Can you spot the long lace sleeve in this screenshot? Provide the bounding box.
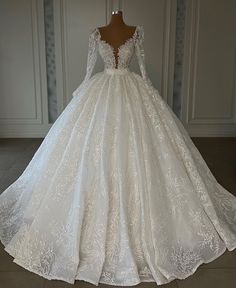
[83,28,99,83]
[134,26,161,99]
[134,26,152,85]
[72,28,98,97]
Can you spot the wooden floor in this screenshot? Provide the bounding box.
[0,137,236,288]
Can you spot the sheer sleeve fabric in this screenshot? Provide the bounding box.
[84,28,99,83]
[134,26,152,85]
[72,28,98,97]
[134,26,161,99]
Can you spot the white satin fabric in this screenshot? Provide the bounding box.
[0,26,236,286]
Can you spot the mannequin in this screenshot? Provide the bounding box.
[98,10,137,67]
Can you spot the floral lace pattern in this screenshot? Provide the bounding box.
[97,25,139,69]
[1,24,236,286]
[78,26,146,81]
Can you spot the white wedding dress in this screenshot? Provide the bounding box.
[0,25,236,286]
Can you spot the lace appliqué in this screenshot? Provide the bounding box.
[72,25,159,99]
[97,26,139,69]
[84,28,99,82]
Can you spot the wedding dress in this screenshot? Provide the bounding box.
[0,25,236,286]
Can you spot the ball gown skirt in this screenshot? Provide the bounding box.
[0,25,236,286]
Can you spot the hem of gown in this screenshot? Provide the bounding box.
[77,278,157,287]
[1,234,236,286]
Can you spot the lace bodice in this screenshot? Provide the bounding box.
[97,26,138,69]
[82,25,151,85]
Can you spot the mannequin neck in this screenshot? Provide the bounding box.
[109,11,125,26]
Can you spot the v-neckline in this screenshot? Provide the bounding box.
[96,26,139,68]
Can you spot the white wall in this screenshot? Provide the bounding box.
[0,0,50,137]
[181,0,236,136]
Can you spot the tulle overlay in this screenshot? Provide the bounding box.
[1,68,236,285]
